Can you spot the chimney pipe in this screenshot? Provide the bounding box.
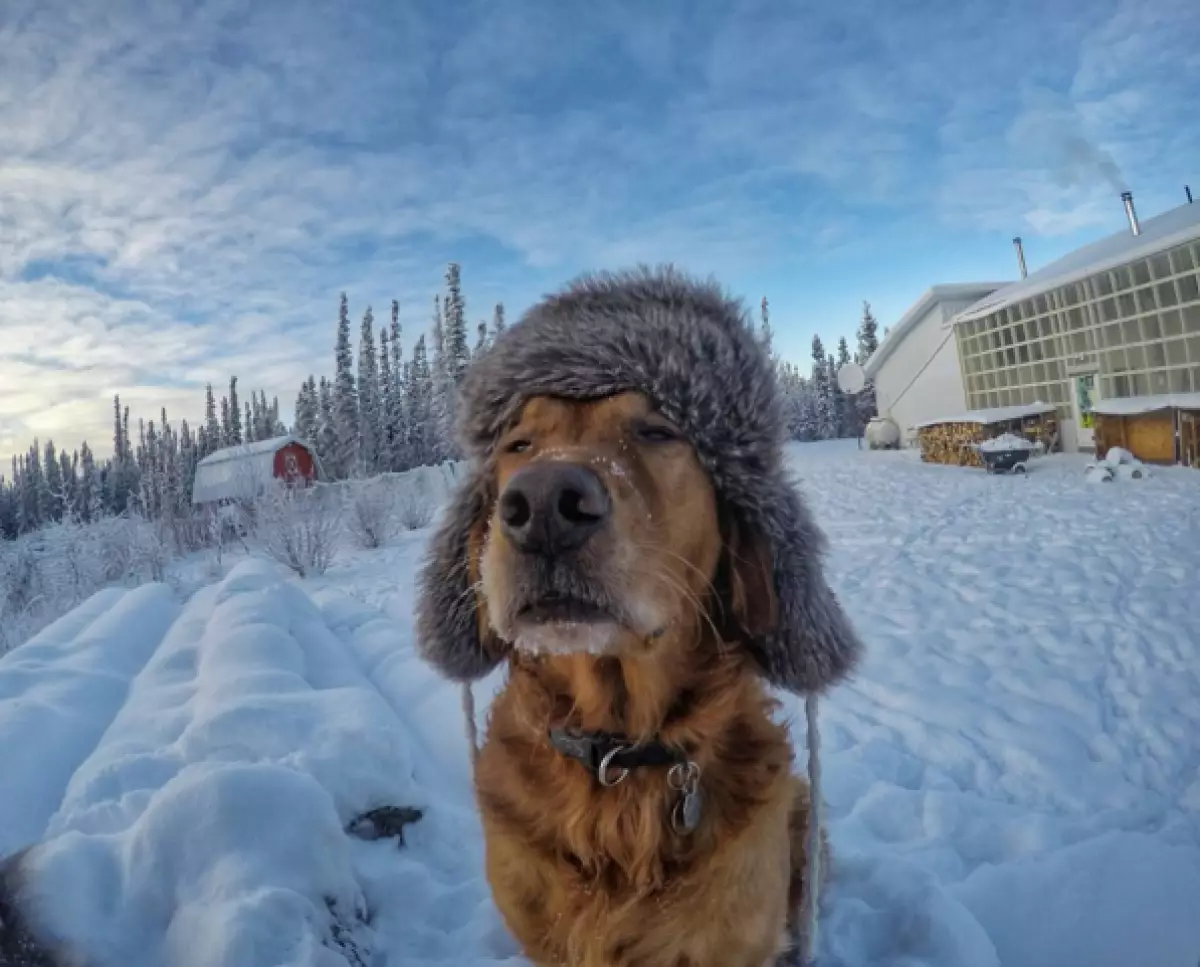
[1121,190,1141,236]
[1188,185,1194,204]
[1012,237,1028,279]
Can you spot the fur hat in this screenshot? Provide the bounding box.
[415,265,863,694]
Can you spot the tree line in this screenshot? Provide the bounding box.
[0,264,879,541]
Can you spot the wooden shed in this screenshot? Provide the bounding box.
[1092,394,1200,467]
[192,435,320,506]
[915,402,1060,468]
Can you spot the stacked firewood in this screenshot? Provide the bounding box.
[918,423,986,467]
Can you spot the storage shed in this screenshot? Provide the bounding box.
[915,402,1060,468]
[1092,393,1200,466]
[192,435,320,506]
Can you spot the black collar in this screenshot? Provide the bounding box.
[548,727,688,782]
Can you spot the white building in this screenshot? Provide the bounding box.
[952,193,1200,454]
[863,282,1010,446]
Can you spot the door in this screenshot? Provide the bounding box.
[1072,373,1098,449]
[1181,411,1200,468]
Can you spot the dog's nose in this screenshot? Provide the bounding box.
[498,462,611,554]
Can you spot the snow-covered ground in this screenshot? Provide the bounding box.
[2,441,1198,967]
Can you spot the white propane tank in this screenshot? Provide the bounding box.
[865,417,901,450]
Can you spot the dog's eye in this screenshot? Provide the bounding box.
[505,439,532,454]
[636,424,679,444]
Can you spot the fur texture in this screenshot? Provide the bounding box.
[416,265,863,695]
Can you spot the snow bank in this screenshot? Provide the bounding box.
[13,560,426,967]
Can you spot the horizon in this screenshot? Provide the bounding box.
[3,0,1198,466]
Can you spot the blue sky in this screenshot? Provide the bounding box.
[2,0,1198,464]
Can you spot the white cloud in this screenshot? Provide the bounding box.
[1,0,1197,467]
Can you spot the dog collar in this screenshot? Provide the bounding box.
[548,728,687,787]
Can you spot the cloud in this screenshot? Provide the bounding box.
[1,0,1197,468]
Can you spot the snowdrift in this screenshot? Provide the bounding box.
[3,444,1200,966]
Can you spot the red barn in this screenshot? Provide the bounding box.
[191,435,321,506]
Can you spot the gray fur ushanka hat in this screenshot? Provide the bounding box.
[415,265,862,695]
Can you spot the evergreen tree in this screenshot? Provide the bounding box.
[428,296,454,463]
[379,327,395,471]
[491,302,506,338]
[220,396,232,446]
[244,401,255,444]
[333,292,360,478]
[443,263,470,386]
[836,336,857,438]
[318,377,338,479]
[357,306,381,476]
[474,321,488,359]
[406,334,433,468]
[78,442,101,523]
[760,297,774,361]
[203,384,221,458]
[43,440,63,522]
[827,354,846,439]
[811,335,836,440]
[855,301,880,426]
[228,377,243,446]
[388,300,405,471]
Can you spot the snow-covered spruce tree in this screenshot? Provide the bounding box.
[474,321,488,359]
[827,354,846,439]
[387,299,406,472]
[811,335,836,440]
[333,292,360,479]
[78,442,102,524]
[357,306,381,476]
[318,377,338,477]
[220,396,232,446]
[759,297,774,362]
[228,377,243,446]
[491,302,506,338]
[428,295,454,464]
[244,402,255,444]
[855,300,879,425]
[203,384,221,458]
[406,334,433,469]
[443,263,470,387]
[43,440,63,523]
[836,336,858,438]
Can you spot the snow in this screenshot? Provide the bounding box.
[915,401,1056,428]
[3,441,1200,966]
[1092,392,1200,416]
[976,433,1033,453]
[954,198,1200,323]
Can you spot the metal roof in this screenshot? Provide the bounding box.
[192,435,314,505]
[862,282,1011,378]
[955,200,1200,324]
[915,401,1057,428]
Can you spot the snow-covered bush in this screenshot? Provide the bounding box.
[346,477,396,549]
[253,482,342,578]
[395,490,434,531]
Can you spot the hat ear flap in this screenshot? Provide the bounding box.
[729,478,863,695]
[415,473,508,682]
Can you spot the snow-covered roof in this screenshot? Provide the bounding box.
[862,282,1011,378]
[1092,393,1200,416]
[954,200,1200,324]
[192,435,313,505]
[915,401,1057,428]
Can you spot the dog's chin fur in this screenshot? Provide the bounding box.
[510,619,625,657]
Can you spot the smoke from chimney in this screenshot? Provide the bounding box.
[1012,237,1028,279]
[1121,191,1141,236]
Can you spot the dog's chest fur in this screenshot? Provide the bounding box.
[475,663,797,967]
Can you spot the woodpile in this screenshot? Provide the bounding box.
[918,412,1060,468]
[918,423,986,467]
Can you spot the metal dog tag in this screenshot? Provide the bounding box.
[669,761,703,834]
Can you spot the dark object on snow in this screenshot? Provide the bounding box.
[978,445,1033,475]
[345,806,424,846]
[0,850,61,967]
[415,265,863,696]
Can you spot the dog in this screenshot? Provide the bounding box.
[416,267,863,967]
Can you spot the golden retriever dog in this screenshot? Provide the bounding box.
[417,267,862,967]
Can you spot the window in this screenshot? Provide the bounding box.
[1100,299,1118,323]
[1126,345,1146,369]
[1171,246,1197,274]
[1150,253,1173,279]
[1018,344,1030,363]
[1184,304,1200,333]
[1102,323,1122,347]
[1157,281,1178,308]
[1108,349,1126,370]
[1132,260,1152,286]
[1145,342,1166,368]
[1169,368,1192,393]
[1165,339,1188,365]
[1177,273,1199,304]
[1035,295,1048,314]
[1187,335,1200,363]
[1142,315,1162,341]
[1112,373,1131,397]
[1112,266,1133,291]
[1162,309,1183,337]
[1122,318,1141,343]
[1117,293,1137,317]
[1094,274,1113,297]
[1149,370,1169,394]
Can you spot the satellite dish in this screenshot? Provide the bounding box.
[837,362,866,395]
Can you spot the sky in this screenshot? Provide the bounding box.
[2,0,1198,466]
